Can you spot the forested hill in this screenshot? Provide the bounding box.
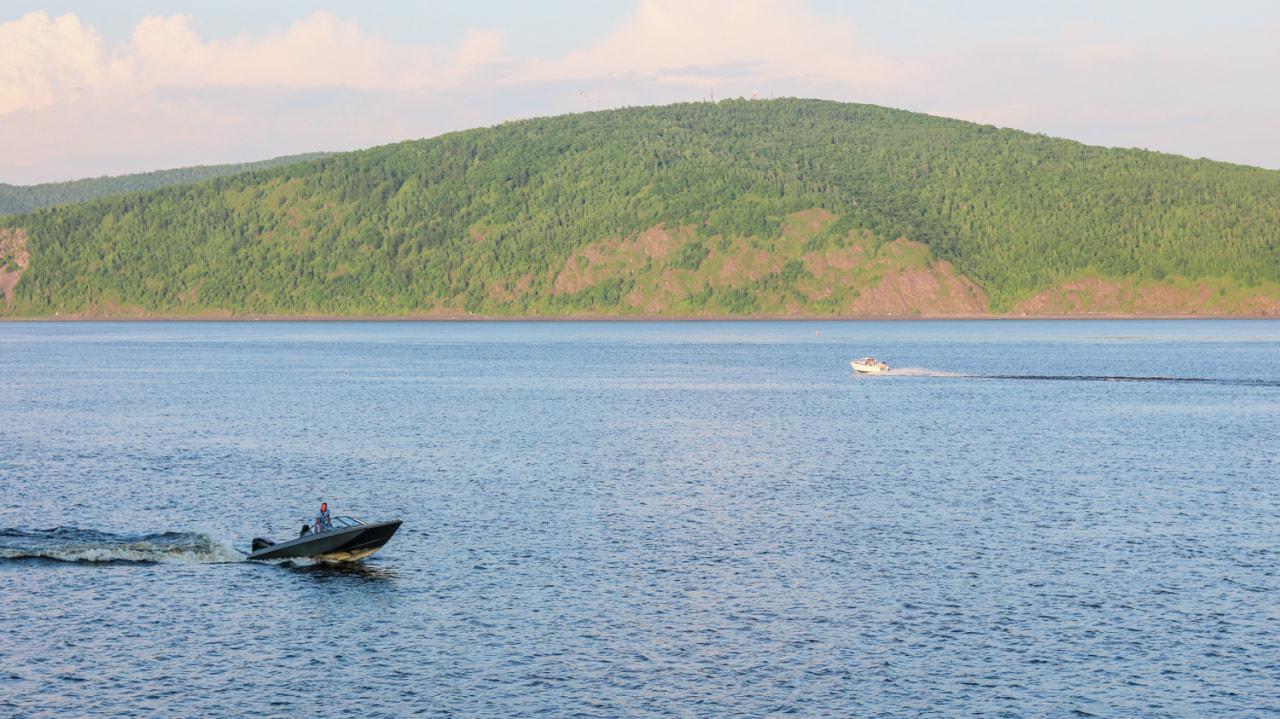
[2,99,1278,318]
[0,153,333,216]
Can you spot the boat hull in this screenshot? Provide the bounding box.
[246,520,402,562]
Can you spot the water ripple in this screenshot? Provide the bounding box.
[1,320,1277,717]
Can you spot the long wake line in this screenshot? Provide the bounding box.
[982,374,1215,383]
[883,368,1278,386]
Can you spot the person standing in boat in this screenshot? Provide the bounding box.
[314,502,333,532]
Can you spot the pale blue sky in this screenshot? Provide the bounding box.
[20,1,1276,52]
[15,1,628,55]
[2,1,1278,183]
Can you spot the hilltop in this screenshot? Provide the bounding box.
[2,99,1278,318]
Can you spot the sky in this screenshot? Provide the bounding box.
[2,0,1278,184]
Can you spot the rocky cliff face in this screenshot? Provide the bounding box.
[1011,276,1280,317]
[527,210,989,317]
[0,228,28,306]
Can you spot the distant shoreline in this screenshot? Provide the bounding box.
[3,312,1275,322]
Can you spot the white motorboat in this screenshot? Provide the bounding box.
[851,358,890,373]
[246,515,402,562]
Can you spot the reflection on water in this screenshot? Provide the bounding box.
[284,560,400,583]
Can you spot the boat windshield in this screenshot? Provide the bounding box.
[314,516,364,532]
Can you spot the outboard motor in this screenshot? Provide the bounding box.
[251,537,276,552]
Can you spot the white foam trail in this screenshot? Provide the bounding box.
[0,533,245,564]
[880,367,971,377]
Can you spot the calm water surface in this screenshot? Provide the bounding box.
[1,320,1277,717]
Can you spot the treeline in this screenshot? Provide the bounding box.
[2,99,1278,316]
[0,153,333,217]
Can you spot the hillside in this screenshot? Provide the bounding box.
[0,153,333,217]
[2,99,1278,318]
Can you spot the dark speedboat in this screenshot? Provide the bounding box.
[247,515,402,562]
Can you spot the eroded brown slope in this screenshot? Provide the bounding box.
[0,228,29,307]
[1012,277,1280,317]
[529,210,988,316]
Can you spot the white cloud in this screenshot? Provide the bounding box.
[0,12,107,114]
[0,10,512,109]
[119,12,508,91]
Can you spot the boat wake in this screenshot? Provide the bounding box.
[0,527,244,564]
[976,374,1220,383]
[878,369,1278,386]
[882,366,968,377]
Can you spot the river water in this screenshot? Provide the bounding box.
[1,320,1277,717]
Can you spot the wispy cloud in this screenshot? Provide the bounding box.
[517,0,892,89]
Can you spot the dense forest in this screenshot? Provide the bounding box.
[2,99,1278,317]
[0,153,332,216]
